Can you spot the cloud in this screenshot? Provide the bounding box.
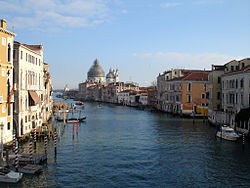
[0,0,116,30]
[160,2,182,8]
[133,52,243,69]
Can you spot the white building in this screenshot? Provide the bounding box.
[139,95,148,105]
[118,91,130,105]
[13,41,44,136]
[221,58,250,126]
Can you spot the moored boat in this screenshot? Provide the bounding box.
[216,126,240,141]
[18,164,42,174]
[0,167,23,183]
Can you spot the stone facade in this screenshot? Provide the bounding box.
[13,41,52,137]
[157,69,209,116]
[0,19,15,144]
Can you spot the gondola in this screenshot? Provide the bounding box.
[55,116,86,123]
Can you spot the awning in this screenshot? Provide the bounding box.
[28,91,41,105]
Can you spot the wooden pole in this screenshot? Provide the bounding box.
[73,121,75,138]
[77,119,78,134]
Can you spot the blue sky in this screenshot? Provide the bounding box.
[1,0,249,89]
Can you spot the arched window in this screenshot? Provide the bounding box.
[8,44,11,62]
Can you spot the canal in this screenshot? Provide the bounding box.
[8,98,250,187]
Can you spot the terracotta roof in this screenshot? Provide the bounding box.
[172,71,209,81]
[22,44,43,51]
[181,71,209,81]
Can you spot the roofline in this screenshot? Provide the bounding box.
[0,27,16,36]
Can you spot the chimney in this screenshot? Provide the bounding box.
[1,19,7,29]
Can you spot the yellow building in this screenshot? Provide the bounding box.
[0,19,16,144]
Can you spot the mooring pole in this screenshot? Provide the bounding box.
[242,132,245,150]
[77,119,79,135]
[54,128,57,156]
[34,127,37,152]
[73,121,75,138]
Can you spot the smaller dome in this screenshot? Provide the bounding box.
[106,71,114,79]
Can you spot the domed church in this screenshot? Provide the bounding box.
[87,59,105,83]
[87,59,119,84]
[106,68,119,84]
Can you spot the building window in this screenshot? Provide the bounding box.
[7,122,10,130]
[236,79,238,88]
[240,79,244,88]
[236,94,238,104]
[7,44,11,62]
[218,77,221,84]
[217,92,221,100]
[202,93,205,99]
[188,83,192,91]
[26,53,28,61]
[242,63,245,69]
[241,94,243,105]
[217,104,221,110]
[2,37,6,46]
[25,116,27,123]
[231,66,234,71]
[21,51,23,60]
[187,95,191,103]
[204,83,207,91]
[13,49,16,60]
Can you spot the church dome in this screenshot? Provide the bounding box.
[106,68,115,78]
[87,59,105,78]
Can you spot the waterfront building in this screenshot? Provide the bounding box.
[42,63,53,123]
[221,58,250,129]
[139,94,148,105]
[147,86,157,108]
[157,69,210,116]
[0,19,15,144]
[207,65,225,124]
[157,69,186,111]
[118,91,130,105]
[13,41,45,136]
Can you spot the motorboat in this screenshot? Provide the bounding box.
[0,167,23,183]
[216,126,240,141]
[75,101,84,106]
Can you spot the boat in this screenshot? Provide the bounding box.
[75,101,84,105]
[216,126,240,141]
[66,116,86,123]
[0,167,23,183]
[11,164,42,174]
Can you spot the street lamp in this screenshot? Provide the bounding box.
[0,123,4,162]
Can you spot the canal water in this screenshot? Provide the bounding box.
[5,97,250,187]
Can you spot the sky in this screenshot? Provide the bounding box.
[1,0,249,89]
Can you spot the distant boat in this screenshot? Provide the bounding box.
[0,167,23,183]
[216,126,240,141]
[75,101,84,106]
